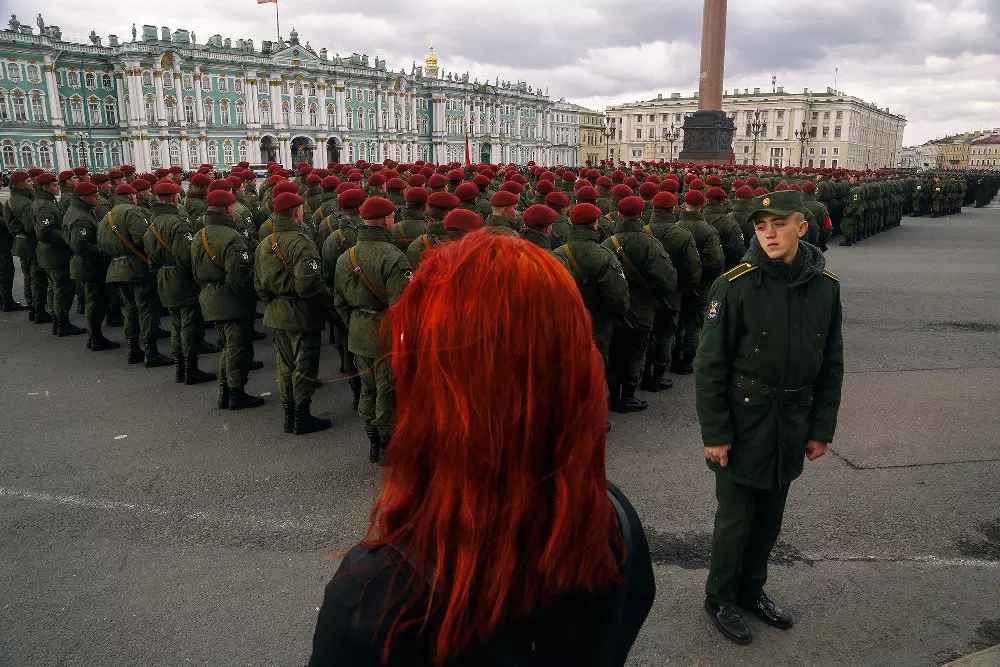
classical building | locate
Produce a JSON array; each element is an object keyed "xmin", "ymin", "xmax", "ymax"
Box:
[
  {"xmin": 549, "ymin": 98, "xmax": 581, "ymax": 168},
  {"xmin": 969, "ymin": 134, "xmax": 1000, "ymax": 171},
  {"xmin": 578, "ymin": 107, "xmax": 606, "ymax": 166},
  {"xmin": 606, "ymin": 86, "xmax": 906, "ymax": 169},
  {"xmin": 920, "ymin": 130, "xmax": 997, "ymax": 170},
  {"xmin": 0, "ymin": 14, "xmax": 559, "ymax": 172},
  {"xmin": 897, "ymin": 146, "xmax": 921, "ymax": 169}
]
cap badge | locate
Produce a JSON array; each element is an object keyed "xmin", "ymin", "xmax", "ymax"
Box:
[{"xmin": 761, "ymin": 197, "xmax": 771, "ymax": 207}]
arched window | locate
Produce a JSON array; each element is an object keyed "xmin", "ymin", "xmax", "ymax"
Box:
[
  {"xmin": 309, "ymin": 104, "xmax": 317, "ymax": 127},
  {"xmin": 309, "ymin": 83, "xmax": 316, "ymax": 96},
  {"xmin": 295, "ymin": 101, "xmax": 304, "ymax": 126},
  {"xmin": 105, "ymin": 98, "xmax": 117, "ymax": 125},
  {"xmin": 110, "ymin": 142, "xmax": 122, "ymax": 167},
  {"xmin": 0, "ymin": 91, "xmax": 8, "ymax": 122},
  {"xmin": 223, "ymin": 141, "xmax": 234, "ymax": 165},
  {"xmin": 93, "ymin": 142, "xmax": 106, "ymax": 168},
  {"xmin": 357, "ymin": 108, "xmax": 364, "ymax": 130},
  {"xmin": 1, "ymin": 142, "xmax": 16, "ymax": 168},
  {"xmin": 238, "ymin": 140, "xmax": 248, "ymax": 163},
  {"xmin": 282, "ymin": 101, "xmax": 290, "ymax": 124},
  {"xmin": 204, "ymin": 100, "xmax": 214, "ymax": 124},
  {"xmin": 183, "ymin": 98, "xmax": 195, "ymax": 124},
  {"xmin": 31, "ymin": 95, "xmax": 45, "ymax": 122},
  {"xmin": 220, "ymin": 101, "xmax": 230, "ymax": 126},
  {"xmin": 356, "ymin": 87, "xmax": 363, "ymax": 101},
  {"xmin": 207, "ymin": 141, "xmax": 218, "ymax": 164},
  {"xmin": 368, "ymin": 110, "xmax": 376, "ymax": 130},
  {"xmin": 12, "ymin": 93, "xmax": 27, "ymax": 122},
  {"xmin": 67, "ymin": 69, "xmax": 79, "ymax": 87},
  {"xmin": 235, "ymin": 100, "xmax": 245, "ymax": 125},
  {"xmin": 381, "ymin": 109, "xmax": 388, "ymax": 128},
  {"xmin": 293, "ymin": 81, "xmax": 303, "ymax": 96},
  {"xmin": 39, "ymin": 142, "xmax": 53, "ymax": 169},
  {"xmin": 327, "ymin": 104, "xmax": 335, "ymax": 130},
  {"xmin": 145, "ymin": 97, "xmax": 156, "ymax": 124},
  {"xmin": 141, "ymin": 70, "xmax": 153, "ymax": 88},
  {"xmin": 234, "ymin": 78, "xmax": 244, "ymax": 93},
  {"xmin": 102, "ymin": 73, "xmax": 113, "ymax": 89},
  {"xmin": 88, "ymin": 97, "xmax": 101, "ymax": 124},
  {"xmin": 19, "ymin": 143, "xmax": 34, "ymax": 168},
  {"xmin": 187, "ymin": 141, "xmax": 198, "ymax": 167},
  {"xmin": 76, "ymin": 141, "xmax": 90, "ymax": 167},
  {"xmin": 169, "ymin": 142, "xmax": 181, "ymax": 166},
  {"xmin": 84, "ymin": 71, "xmax": 96, "ymax": 88},
  {"xmin": 346, "ymin": 108, "xmax": 353, "ymax": 130},
  {"xmin": 149, "ymin": 140, "xmax": 161, "ymax": 169},
  {"xmin": 165, "ymin": 99, "xmax": 177, "ymax": 123},
  {"xmin": 260, "ymin": 100, "xmax": 271, "ymax": 125}
]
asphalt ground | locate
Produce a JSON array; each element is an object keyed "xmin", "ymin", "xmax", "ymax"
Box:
[{"xmin": 1, "ymin": 203, "xmax": 999, "ymax": 666}]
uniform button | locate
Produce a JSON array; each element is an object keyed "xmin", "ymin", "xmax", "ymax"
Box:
[
  {"xmin": 744, "ymin": 397, "xmax": 751, "ymax": 403},
  {"xmin": 754, "ymin": 348, "xmax": 760, "ymax": 353},
  {"xmin": 762, "ymin": 331, "xmax": 768, "ymax": 336}
]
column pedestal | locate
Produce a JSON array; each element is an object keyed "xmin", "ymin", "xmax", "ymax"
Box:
[{"xmin": 678, "ymin": 110, "xmax": 735, "ymax": 164}]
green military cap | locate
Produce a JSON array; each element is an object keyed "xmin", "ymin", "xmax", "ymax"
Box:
[{"xmin": 747, "ymin": 190, "xmax": 805, "ymax": 222}]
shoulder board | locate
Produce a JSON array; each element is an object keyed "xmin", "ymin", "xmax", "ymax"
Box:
[
  {"xmin": 823, "ymin": 269, "xmax": 840, "ymax": 282},
  {"xmin": 725, "ymin": 263, "xmax": 759, "ymax": 282}
]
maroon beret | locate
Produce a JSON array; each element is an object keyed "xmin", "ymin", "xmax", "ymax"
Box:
[
  {"xmin": 638, "ymin": 182, "xmax": 659, "ymax": 198},
  {"xmin": 617, "ymin": 196, "xmax": 645, "ymax": 217},
  {"xmin": 689, "ymin": 178, "xmax": 707, "ymax": 190},
  {"xmin": 561, "ymin": 171, "xmax": 577, "ymax": 182},
  {"xmin": 206, "ymin": 190, "xmax": 237, "ymax": 207},
  {"xmin": 321, "ymin": 176, "xmax": 342, "ymax": 190},
  {"xmin": 404, "ymin": 186, "xmax": 429, "ymax": 204},
  {"xmin": 489, "ymin": 190, "xmax": 519, "ymax": 207},
  {"xmin": 753, "ymin": 187, "xmax": 770, "ymax": 197},
  {"xmin": 732, "ymin": 179, "xmax": 747, "ymax": 188},
  {"xmin": 360, "ymin": 196, "xmax": 396, "ymax": 220},
  {"xmin": 335, "ymin": 182, "xmax": 358, "ymax": 194},
  {"xmin": 72, "ymin": 167, "xmax": 89, "ymax": 177},
  {"xmin": 735, "ymin": 186, "xmax": 756, "ymax": 200},
  {"xmin": 154, "ymin": 180, "xmax": 182, "ymax": 196},
  {"xmin": 706, "ymin": 175, "xmax": 724, "ymax": 186},
  {"xmin": 803, "ymin": 181, "xmax": 817, "ymax": 192},
  {"xmin": 273, "ymin": 192, "xmax": 305, "ymax": 213},
  {"xmin": 115, "ymin": 183, "xmax": 136, "ymax": 195},
  {"xmin": 652, "ymin": 192, "xmax": 678, "ymax": 209},
  {"xmin": 368, "ymin": 173, "xmax": 387, "ymax": 188},
  {"xmin": 611, "ymin": 170, "xmax": 627, "ymax": 182},
  {"xmin": 299, "ymin": 165, "xmax": 313, "ymax": 175},
  {"xmin": 443, "ymin": 208, "xmax": 484, "ymax": 232},
  {"xmin": 545, "ymin": 191, "xmax": 570, "ymax": 209},
  {"xmin": 427, "ymin": 191, "xmax": 461, "ymax": 210},
  {"xmin": 272, "ymin": 181, "xmax": 299, "ymax": 196},
  {"xmin": 623, "ymin": 176, "xmax": 640, "ymax": 188},
  {"xmin": 386, "ymin": 178, "xmax": 407, "ymax": 191},
  {"xmin": 338, "ymin": 189, "xmax": 368, "ymax": 210},
  {"xmin": 168, "ymin": 166, "xmax": 184, "ymax": 175},
  {"xmin": 306, "ymin": 173, "xmax": 322, "ymax": 185},
  {"xmin": 58, "ymin": 170, "xmax": 76, "ymax": 182},
  {"xmin": 10, "ymin": 171, "xmax": 29, "ymax": 184},
  {"xmin": 570, "ymin": 203, "xmax": 603, "ymax": 226},
  {"xmin": 90, "ymin": 173, "xmax": 110, "ymax": 185},
  {"xmin": 576, "ymin": 185, "xmax": 599, "ymax": 202},
  {"xmin": 660, "ymin": 179, "xmax": 680, "ymax": 192},
  {"xmin": 610, "ymin": 184, "xmax": 634, "ymax": 199},
  {"xmin": 190, "ymin": 173, "xmax": 212, "ymax": 188},
  {"xmin": 684, "ymin": 190, "xmax": 707, "ymax": 206},
  {"xmin": 473, "ymin": 174, "xmax": 491, "ymax": 187},
  {"xmin": 154, "ymin": 168, "xmax": 169, "ymax": 179},
  {"xmin": 706, "ymin": 187, "xmax": 728, "ymax": 200},
  {"xmin": 407, "ymin": 174, "xmax": 427, "ymax": 187},
  {"xmin": 446, "ymin": 169, "xmax": 465, "ymax": 182},
  {"xmin": 427, "ymin": 173, "xmax": 449, "ymax": 189},
  {"xmin": 535, "ymin": 180, "xmax": 556, "ymax": 195},
  {"xmin": 108, "ymin": 170, "xmax": 125, "ymax": 180},
  {"xmin": 596, "ymin": 176, "xmax": 614, "ymax": 188},
  {"xmin": 455, "ymin": 182, "xmax": 480, "ymax": 202},
  {"xmin": 35, "ymin": 172, "xmax": 57, "ymax": 185},
  {"xmin": 208, "ymin": 179, "xmax": 232, "ymax": 193},
  {"xmin": 121, "ymin": 165, "xmax": 136, "ymax": 174},
  {"xmin": 747, "ymin": 177, "xmax": 761, "ymax": 187},
  {"xmin": 75, "ymin": 182, "xmax": 99, "ymax": 197},
  {"xmin": 521, "ymin": 204, "xmax": 558, "ymax": 229}
]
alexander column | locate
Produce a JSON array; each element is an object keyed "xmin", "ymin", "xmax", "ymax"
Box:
[{"xmin": 678, "ymin": 0, "xmax": 736, "ymax": 163}]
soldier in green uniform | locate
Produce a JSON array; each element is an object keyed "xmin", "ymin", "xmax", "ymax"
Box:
[
  {"xmin": 602, "ymin": 196, "xmax": 677, "ymax": 413},
  {"xmin": 391, "ymin": 186, "xmax": 428, "ymax": 252},
  {"xmin": 64, "ymin": 182, "xmax": 118, "ymax": 350},
  {"xmin": 98, "ymin": 182, "xmax": 172, "ymax": 365},
  {"xmin": 0, "ymin": 171, "xmax": 28, "ymax": 312},
  {"xmin": 801, "ymin": 181, "xmax": 832, "ymax": 251},
  {"xmin": 143, "ymin": 180, "xmax": 216, "ymax": 385},
  {"xmin": 519, "ymin": 204, "xmax": 557, "ymax": 250},
  {"xmin": 6, "ymin": 171, "xmax": 46, "ymax": 320},
  {"xmin": 483, "ymin": 190, "xmax": 521, "ymax": 233},
  {"xmin": 57, "ymin": 170, "xmax": 80, "ymax": 210},
  {"xmin": 333, "ymin": 196, "xmax": 413, "ymax": 464},
  {"xmin": 675, "ymin": 189, "xmax": 725, "ymax": 374},
  {"xmin": 696, "ymin": 189, "xmax": 843, "ymax": 645},
  {"xmin": 405, "ymin": 191, "xmax": 459, "ymax": 269},
  {"xmin": 839, "ymin": 178, "xmax": 864, "ymax": 246},
  {"xmin": 545, "ymin": 191, "xmax": 572, "ymax": 248},
  {"xmin": 184, "ymin": 173, "xmax": 211, "ymax": 224},
  {"xmin": 33, "ymin": 173, "xmax": 86, "ymax": 336},
  {"xmin": 729, "ymin": 186, "xmax": 757, "ymax": 246},
  {"xmin": 704, "ymin": 188, "xmax": 746, "ymax": 270},
  {"xmin": 640, "ymin": 191, "xmax": 701, "ymax": 392},
  {"xmin": 255, "ymin": 191, "xmax": 333, "ymax": 435},
  {"xmin": 190, "ymin": 189, "xmax": 264, "ymax": 409},
  {"xmin": 553, "ymin": 202, "xmax": 630, "ymax": 393},
  {"xmin": 384, "ymin": 178, "xmax": 408, "ymax": 219}
]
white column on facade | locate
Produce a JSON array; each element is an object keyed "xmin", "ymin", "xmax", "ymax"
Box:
[
  {"xmin": 389, "ymin": 92, "xmax": 397, "ymax": 131},
  {"xmin": 194, "ymin": 67, "xmax": 205, "ymax": 124},
  {"xmin": 269, "ymin": 77, "xmax": 282, "ymax": 129},
  {"xmin": 158, "ymin": 135, "xmax": 169, "ymax": 166},
  {"xmin": 153, "ymin": 67, "xmax": 167, "ymax": 124},
  {"xmin": 279, "ymin": 137, "xmax": 291, "ymax": 166},
  {"xmin": 42, "ymin": 57, "xmax": 63, "ymax": 124},
  {"xmin": 318, "ymin": 79, "xmax": 328, "ymax": 129},
  {"xmin": 173, "ymin": 69, "xmax": 186, "ymax": 131},
  {"xmin": 516, "ymin": 106, "xmax": 522, "ymax": 139},
  {"xmin": 334, "ymin": 81, "xmax": 346, "ymax": 129},
  {"xmin": 180, "ymin": 136, "xmax": 190, "ymax": 170},
  {"xmin": 246, "ymin": 70, "xmax": 259, "ymax": 125},
  {"xmin": 315, "ymin": 140, "xmax": 327, "ymax": 168},
  {"xmin": 409, "ymin": 93, "xmax": 417, "ymax": 135},
  {"xmin": 198, "ymin": 136, "xmax": 207, "ymax": 165},
  {"xmin": 464, "ymin": 97, "xmax": 471, "ymax": 139}
]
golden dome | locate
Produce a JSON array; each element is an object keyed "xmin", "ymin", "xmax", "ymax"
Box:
[{"xmin": 425, "ymin": 43, "xmax": 438, "ymax": 68}]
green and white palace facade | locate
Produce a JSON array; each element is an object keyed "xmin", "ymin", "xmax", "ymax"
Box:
[{"xmin": 0, "ymin": 15, "xmax": 560, "ymax": 172}]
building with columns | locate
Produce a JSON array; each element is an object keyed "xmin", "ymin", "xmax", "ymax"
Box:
[
  {"xmin": 606, "ymin": 86, "xmax": 906, "ymax": 170},
  {"xmin": 578, "ymin": 107, "xmax": 607, "ymax": 167},
  {"xmin": 0, "ymin": 15, "xmax": 561, "ymax": 172},
  {"xmin": 549, "ymin": 99, "xmax": 582, "ymax": 168}
]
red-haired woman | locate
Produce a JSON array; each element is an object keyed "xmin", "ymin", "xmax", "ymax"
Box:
[{"xmin": 308, "ymin": 232, "xmax": 655, "ymax": 666}]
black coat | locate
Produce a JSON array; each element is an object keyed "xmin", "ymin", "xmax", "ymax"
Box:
[{"xmin": 308, "ymin": 483, "xmax": 655, "ymax": 667}]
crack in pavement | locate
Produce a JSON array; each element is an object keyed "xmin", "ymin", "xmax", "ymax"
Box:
[{"xmin": 826, "ymin": 447, "xmax": 1000, "ymax": 471}]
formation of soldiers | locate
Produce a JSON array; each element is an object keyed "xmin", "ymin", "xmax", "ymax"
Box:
[{"xmin": 1, "ymin": 158, "xmax": 997, "ymax": 463}]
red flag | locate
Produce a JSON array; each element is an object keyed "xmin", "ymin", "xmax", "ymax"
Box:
[{"xmin": 465, "ymin": 131, "xmax": 472, "ymax": 166}]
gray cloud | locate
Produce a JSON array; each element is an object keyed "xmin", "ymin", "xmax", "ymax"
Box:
[{"xmin": 14, "ymin": 0, "xmax": 1000, "ymax": 144}]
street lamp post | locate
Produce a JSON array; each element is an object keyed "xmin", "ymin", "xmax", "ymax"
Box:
[
  {"xmin": 602, "ymin": 119, "xmax": 615, "ymax": 166},
  {"xmin": 664, "ymin": 124, "xmax": 680, "ymax": 164},
  {"xmin": 794, "ymin": 121, "xmax": 809, "ymax": 167},
  {"xmin": 748, "ymin": 108, "xmax": 766, "ymax": 166}
]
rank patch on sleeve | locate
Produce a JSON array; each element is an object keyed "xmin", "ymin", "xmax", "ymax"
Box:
[{"xmin": 707, "ymin": 300, "xmax": 721, "ymax": 320}]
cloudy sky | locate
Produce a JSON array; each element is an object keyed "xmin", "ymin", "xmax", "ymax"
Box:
[{"xmin": 9, "ymin": 0, "xmax": 999, "ymax": 145}]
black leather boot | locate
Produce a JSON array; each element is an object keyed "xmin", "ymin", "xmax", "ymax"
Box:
[
  {"xmin": 615, "ymin": 384, "xmax": 648, "ymax": 412},
  {"xmin": 126, "ymin": 338, "xmax": 144, "ymax": 364},
  {"xmin": 293, "ymin": 401, "xmax": 332, "ymax": 435},
  {"xmin": 89, "ymin": 329, "xmax": 120, "ymax": 352},
  {"xmin": 34, "ymin": 308, "xmax": 52, "ymax": 324},
  {"xmin": 57, "ymin": 318, "xmax": 87, "ymax": 337},
  {"xmin": 651, "ymin": 365, "xmax": 673, "ymax": 391},
  {"xmin": 705, "ymin": 600, "xmax": 752, "ymax": 645},
  {"xmin": 366, "ymin": 425, "xmax": 380, "ymax": 463},
  {"xmin": 174, "ymin": 354, "xmax": 186, "ymax": 383},
  {"xmin": 51, "ymin": 319, "xmax": 59, "ymax": 335},
  {"xmin": 27, "ymin": 307, "xmax": 35, "ymax": 322},
  {"xmin": 218, "ymin": 384, "xmax": 230, "ymax": 409},
  {"xmin": 282, "ymin": 402, "xmax": 295, "ymax": 434},
  {"xmin": 184, "ymin": 354, "xmax": 217, "ymax": 385},
  {"xmin": 1, "ymin": 295, "xmax": 27, "ymax": 311},
  {"xmin": 228, "ymin": 386, "xmax": 265, "ymax": 410},
  {"xmin": 639, "ymin": 363, "xmax": 656, "ymax": 392},
  {"xmin": 738, "ymin": 592, "xmax": 793, "ymax": 629},
  {"xmin": 144, "ymin": 340, "xmax": 173, "ymax": 368},
  {"xmin": 348, "ymin": 376, "xmax": 361, "ymax": 412}
]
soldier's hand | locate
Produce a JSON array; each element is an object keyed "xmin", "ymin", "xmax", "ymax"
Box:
[
  {"xmin": 705, "ymin": 444, "xmax": 731, "ymax": 467},
  {"xmin": 806, "ymin": 440, "xmax": 828, "ymax": 461}
]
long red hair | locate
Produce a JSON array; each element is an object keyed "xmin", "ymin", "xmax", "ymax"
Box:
[{"xmin": 364, "ymin": 231, "xmax": 619, "ymax": 663}]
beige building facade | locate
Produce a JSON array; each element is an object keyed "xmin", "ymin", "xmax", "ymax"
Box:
[
  {"xmin": 969, "ymin": 134, "xmax": 1000, "ymax": 170},
  {"xmin": 606, "ymin": 86, "xmax": 905, "ymax": 170},
  {"xmin": 578, "ymin": 107, "xmax": 606, "ymax": 166}
]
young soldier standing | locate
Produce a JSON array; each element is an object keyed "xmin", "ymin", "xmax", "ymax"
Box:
[{"xmin": 695, "ymin": 190, "xmax": 844, "ymax": 646}]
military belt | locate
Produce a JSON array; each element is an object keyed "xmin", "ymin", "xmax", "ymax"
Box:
[
  {"xmin": 732, "ymin": 373, "xmax": 812, "ymax": 401},
  {"xmin": 356, "ymin": 307, "xmax": 382, "ymax": 316},
  {"xmin": 15, "ymin": 234, "xmax": 26, "ymax": 239},
  {"xmin": 112, "ymin": 255, "xmax": 132, "ymax": 261},
  {"xmin": 158, "ymin": 263, "xmax": 178, "ymax": 270}
]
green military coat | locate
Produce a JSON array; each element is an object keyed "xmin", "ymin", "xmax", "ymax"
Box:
[
  {"xmin": 704, "ymin": 203, "xmax": 747, "ymax": 271},
  {"xmin": 321, "ymin": 215, "xmax": 361, "ymax": 275},
  {"xmin": 144, "ymin": 201, "xmax": 200, "ymax": 308},
  {"xmin": 98, "ymin": 200, "xmax": 151, "ymax": 283},
  {"xmin": 404, "ymin": 220, "xmax": 447, "ymax": 268},
  {"xmin": 677, "ymin": 209, "xmax": 725, "ymax": 295},
  {"xmin": 6, "ymin": 187, "xmax": 36, "ymax": 259},
  {"xmin": 601, "ymin": 216, "xmax": 677, "ymax": 330},
  {"xmin": 694, "ymin": 240, "xmax": 844, "ymax": 489},
  {"xmin": 33, "ymin": 190, "xmax": 70, "ymax": 271},
  {"xmin": 553, "ymin": 226, "xmax": 630, "ymax": 354},
  {"xmin": 729, "ymin": 200, "xmax": 754, "ymax": 245},
  {"xmin": 644, "ymin": 210, "xmax": 702, "ymax": 310},
  {"xmin": 255, "ymin": 216, "xmax": 331, "ymax": 332},
  {"xmin": 183, "ymin": 191, "xmax": 208, "ymax": 226},
  {"xmin": 190, "ymin": 210, "xmax": 255, "ymax": 322},
  {"xmin": 333, "ymin": 226, "xmax": 412, "ymax": 358},
  {"xmin": 65, "ymin": 196, "xmax": 107, "ymax": 283},
  {"xmin": 392, "ymin": 210, "xmax": 427, "ymax": 251},
  {"xmin": 520, "ymin": 228, "xmax": 552, "ymax": 250}
]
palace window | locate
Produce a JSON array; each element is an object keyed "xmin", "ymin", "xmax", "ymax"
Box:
[
  {"xmin": 234, "ymin": 78, "xmax": 243, "ymax": 93},
  {"xmin": 182, "ymin": 73, "xmax": 194, "ymax": 90},
  {"xmin": 347, "ymin": 108, "xmax": 354, "ymax": 130},
  {"xmin": 327, "ymin": 104, "xmax": 335, "ymax": 130},
  {"xmin": 76, "ymin": 141, "xmax": 89, "ymax": 167},
  {"xmin": 84, "ymin": 71, "xmax": 96, "ymax": 88},
  {"xmin": 309, "ymin": 104, "xmax": 317, "ymax": 126},
  {"xmin": 39, "ymin": 143, "xmax": 53, "ymax": 169},
  {"xmin": 150, "ymin": 141, "xmax": 161, "ymax": 169},
  {"xmin": 220, "ymin": 102, "xmax": 231, "ymax": 126},
  {"xmin": 1, "ymin": 143, "xmax": 15, "ymax": 168},
  {"xmin": 309, "ymin": 83, "xmax": 316, "ymax": 96},
  {"xmin": 88, "ymin": 98, "xmax": 100, "ymax": 124},
  {"xmin": 187, "ymin": 141, "xmax": 198, "ymax": 166},
  {"xmin": 27, "ymin": 64, "xmax": 42, "ymax": 83},
  {"xmin": 282, "ymin": 101, "xmax": 290, "ymax": 124},
  {"xmin": 68, "ymin": 70, "xmax": 80, "ymax": 87},
  {"xmin": 31, "ymin": 96, "xmax": 45, "ymax": 122},
  {"xmin": 202, "ymin": 75, "xmax": 212, "ymax": 92},
  {"xmin": 163, "ymin": 73, "xmax": 173, "ymax": 89},
  {"xmin": 169, "ymin": 142, "xmax": 181, "ymax": 166},
  {"xmin": 235, "ymin": 101, "xmax": 245, "ymax": 125},
  {"xmin": 295, "ymin": 101, "xmax": 304, "ymax": 125},
  {"xmin": 834, "ymin": 125, "xmax": 842, "ymax": 138},
  {"xmin": 204, "ymin": 100, "xmax": 215, "ymax": 124},
  {"xmin": 207, "ymin": 141, "xmax": 218, "ymax": 163},
  {"xmin": 223, "ymin": 141, "xmax": 234, "ymax": 165},
  {"xmin": 8, "ymin": 63, "xmax": 23, "ymax": 83},
  {"xmin": 142, "ymin": 70, "xmax": 153, "ymax": 88},
  {"xmin": 145, "ymin": 99, "xmax": 156, "ymax": 124},
  {"xmin": 260, "ymin": 101, "xmax": 271, "ymax": 125},
  {"xmin": 93, "ymin": 142, "xmax": 106, "ymax": 168},
  {"xmin": 20, "ymin": 143, "xmax": 34, "ymax": 168},
  {"xmin": 218, "ymin": 77, "xmax": 228, "ymax": 93},
  {"xmin": 165, "ymin": 99, "xmax": 177, "ymax": 123},
  {"xmin": 184, "ymin": 99, "xmax": 195, "ymax": 123},
  {"xmin": 239, "ymin": 140, "xmax": 248, "ymax": 163},
  {"xmin": 70, "ymin": 98, "xmax": 84, "ymax": 124}
]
